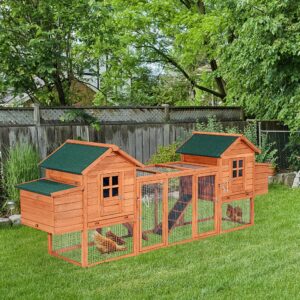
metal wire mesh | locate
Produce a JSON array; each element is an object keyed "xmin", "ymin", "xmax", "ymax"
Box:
[
  {"xmin": 222, "ymin": 199, "xmax": 251, "ymax": 231},
  {"xmin": 198, "ymin": 176, "xmax": 216, "ymax": 235},
  {"xmin": 146, "ymin": 166, "xmax": 178, "ymax": 173},
  {"xmin": 171, "ymin": 163, "xmax": 206, "ymax": 169},
  {"xmin": 136, "ymin": 170, "xmax": 155, "ymax": 177},
  {"xmin": 141, "ymin": 183, "xmax": 163, "ymax": 248},
  {"xmin": 168, "ymin": 176, "xmax": 193, "ymax": 244},
  {"xmin": 52, "ymin": 231, "xmax": 82, "ymax": 263},
  {"xmin": 88, "ymin": 223, "xmax": 134, "ymax": 265}
]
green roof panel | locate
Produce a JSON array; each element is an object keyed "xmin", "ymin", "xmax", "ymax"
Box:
[
  {"xmin": 17, "ymin": 179, "xmax": 76, "ymax": 196},
  {"xmin": 40, "ymin": 143, "xmax": 109, "ymax": 174},
  {"xmin": 176, "ymin": 134, "xmax": 238, "ymax": 158}
]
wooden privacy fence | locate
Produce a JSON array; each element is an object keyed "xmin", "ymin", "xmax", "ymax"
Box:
[{"xmin": 0, "ymin": 105, "xmax": 246, "ymax": 163}]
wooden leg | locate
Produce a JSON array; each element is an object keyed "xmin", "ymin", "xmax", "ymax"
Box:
[
  {"xmin": 47, "ymin": 233, "xmax": 52, "ymax": 255},
  {"xmin": 81, "ymin": 229, "xmax": 88, "ymax": 267}
]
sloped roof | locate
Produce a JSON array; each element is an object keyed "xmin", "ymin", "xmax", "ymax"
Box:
[
  {"xmin": 16, "ymin": 179, "xmax": 76, "ymax": 196},
  {"xmin": 176, "ymin": 133, "xmax": 238, "ymax": 158},
  {"xmin": 40, "ymin": 143, "xmax": 109, "ymax": 174}
]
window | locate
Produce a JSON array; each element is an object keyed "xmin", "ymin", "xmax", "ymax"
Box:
[
  {"xmin": 102, "ymin": 175, "xmax": 119, "ymax": 199},
  {"xmin": 232, "ymin": 159, "xmax": 243, "ymax": 178}
]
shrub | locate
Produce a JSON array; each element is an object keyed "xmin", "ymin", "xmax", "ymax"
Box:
[
  {"xmin": 285, "ymin": 133, "xmax": 300, "ymax": 171},
  {"xmin": 3, "ymin": 143, "xmax": 40, "ymax": 211},
  {"xmin": 147, "ymin": 143, "xmax": 181, "ymax": 164}
]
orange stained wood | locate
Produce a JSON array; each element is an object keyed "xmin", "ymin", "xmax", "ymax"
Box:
[
  {"xmin": 181, "ymin": 154, "xmax": 218, "ymax": 165},
  {"xmin": 18, "ymin": 136, "xmax": 272, "ymax": 267}
]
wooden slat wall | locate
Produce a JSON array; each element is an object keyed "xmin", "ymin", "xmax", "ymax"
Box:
[
  {"xmin": 20, "ymin": 190, "xmax": 54, "ymax": 232},
  {"xmin": 53, "ymin": 190, "xmax": 83, "ymax": 233},
  {"xmin": 254, "ymin": 163, "xmax": 272, "ymax": 195},
  {"xmin": 181, "ymin": 154, "xmax": 218, "ymax": 165},
  {"xmin": 86, "ymin": 152, "xmax": 136, "ymax": 222},
  {"xmin": 45, "ymin": 169, "xmax": 83, "ymax": 185}
]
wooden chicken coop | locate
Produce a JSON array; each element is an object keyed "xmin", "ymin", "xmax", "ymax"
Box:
[{"xmin": 17, "ymin": 132, "xmax": 273, "ymax": 267}]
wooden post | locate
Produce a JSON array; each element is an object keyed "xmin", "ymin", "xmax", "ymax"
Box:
[
  {"xmin": 81, "ymin": 182, "xmax": 88, "ymax": 267},
  {"xmin": 163, "ymin": 179, "xmax": 169, "ymax": 246},
  {"xmin": 250, "ymin": 197, "xmax": 255, "ymax": 225},
  {"xmin": 162, "ymin": 104, "xmax": 170, "ymax": 122},
  {"xmin": 33, "ymin": 103, "xmax": 41, "ymax": 126},
  {"xmin": 154, "ymin": 186, "xmax": 158, "ymax": 229},
  {"xmin": 216, "ymin": 160, "xmax": 222, "ymax": 233},
  {"xmin": 47, "ymin": 233, "xmax": 52, "ymax": 255},
  {"xmin": 192, "ymin": 175, "xmax": 198, "ymax": 238}
]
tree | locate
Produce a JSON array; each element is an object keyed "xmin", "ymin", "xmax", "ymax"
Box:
[
  {"xmin": 0, "ymin": 0, "xmax": 99, "ymax": 105},
  {"xmin": 214, "ymin": 0, "xmax": 300, "ymax": 131},
  {"xmin": 91, "ymin": 0, "xmax": 227, "ymax": 105}
]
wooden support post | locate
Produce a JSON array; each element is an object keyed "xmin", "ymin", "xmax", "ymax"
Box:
[
  {"xmin": 216, "ymin": 160, "xmax": 222, "ymax": 234},
  {"xmin": 154, "ymin": 186, "xmax": 158, "ymax": 229},
  {"xmin": 250, "ymin": 197, "xmax": 255, "ymax": 225},
  {"xmin": 192, "ymin": 175, "xmax": 198, "ymax": 238},
  {"xmin": 163, "ymin": 178, "xmax": 169, "ymax": 246},
  {"xmin": 47, "ymin": 233, "xmax": 52, "ymax": 255},
  {"xmin": 81, "ymin": 181, "xmax": 88, "ymax": 267},
  {"xmin": 81, "ymin": 229, "xmax": 88, "ymax": 267}
]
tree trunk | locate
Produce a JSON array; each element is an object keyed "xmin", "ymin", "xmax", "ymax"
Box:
[{"xmin": 54, "ymin": 74, "xmax": 66, "ymax": 106}]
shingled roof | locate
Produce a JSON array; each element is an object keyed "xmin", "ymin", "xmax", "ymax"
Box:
[
  {"xmin": 40, "ymin": 142, "xmax": 109, "ymax": 174},
  {"xmin": 17, "ymin": 179, "xmax": 76, "ymax": 196}
]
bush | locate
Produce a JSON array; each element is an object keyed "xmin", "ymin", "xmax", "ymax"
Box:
[
  {"xmin": 286, "ymin": 133, "xmax": 300, "ymax": 171},
  {"xmin": 147, "ymin": 143, "xmax": 181, "ymax": 164},
  {"xmin": 3, "ymin": 143, "xmax": 40, "ymax": 212}
]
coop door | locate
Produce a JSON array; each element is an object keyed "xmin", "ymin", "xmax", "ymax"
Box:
[
  {"xmin": 100, "ymin": 172, "xmax": 122, "ymax": 216},
  {"xmin": 197, "ymin": 175, "xmax": 217, "ymax": 235},
  {"xmin": 139, "ymin": 181, "xmax": 164, "ymax": 250},
  {"xmin": 230, "ymin": 158, "xmax": 245, "ymax": 194}
]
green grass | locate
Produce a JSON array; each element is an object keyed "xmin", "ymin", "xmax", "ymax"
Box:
[{"xmin": 1, "ymin": 185, "xmax": 300, "ymax": 299}]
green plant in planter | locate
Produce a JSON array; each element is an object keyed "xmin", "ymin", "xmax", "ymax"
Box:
[{"xmin": 3, "ymin": 143, "xmax": 40, "ymax": 211}]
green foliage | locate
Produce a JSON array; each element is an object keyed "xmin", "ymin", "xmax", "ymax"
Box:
[
  {"xmin": 147, "ymin": 143, "xmax": 181, "ymax": 164},
  {"xmin": 3, "ymin": 143, "xmax": 40, "ymax": 211},
  {"xmin": 60, "ymin": 110, "xmax": 101, "ymax": 131},
  {"xmin": 0, "ymin": 0, "xmax": 100, "ymax": 105},
  {"xmin": 285, "ymin": 133, "xmax": 300, "ymax": 171},
  {"xmin": 215, "ymin": 0, "xmax": 300, "ymax": 131}
]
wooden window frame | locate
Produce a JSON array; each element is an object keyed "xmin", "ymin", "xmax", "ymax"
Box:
[
  {"xmin": 231, "ymin": 158, "xmax": 244, "ymax": 180},
  {"xmin": 99, "ymin": 172, "xmax": 123, "ymax": 215}
]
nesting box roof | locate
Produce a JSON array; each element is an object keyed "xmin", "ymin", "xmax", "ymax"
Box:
[
  {"xmin": 40, "ymin": 142, "xmax": 109, "ymax": 174},
  {"xmin": 176, "ymin": 132, "xmax": 260, "ymax": 158},
  {"xmin": 17, "ymin": 179, "xmax": 76, "ymax": 196}
]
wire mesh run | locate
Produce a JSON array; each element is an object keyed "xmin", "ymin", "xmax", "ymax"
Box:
[
  {"xmin": 198, "ymin": 176, "xmax": 216, "ymax": 235},
  {"xmin": 222, "ymin": 199, "xmax": 251, "ymax": 231},
  {"xmin": 141, "ymin": 182, "xmax": 164, "ymax": 248},
  {"xmin": 168, "ymin": 176, "xmax": 193, "ymax": 244},
  {"xmin": 52, "ymin": 231, "xmax": 82, "ymax": 263},
  {"xmin": 88, "ymin": 223, "xmax": 134, "ymax": 265}
]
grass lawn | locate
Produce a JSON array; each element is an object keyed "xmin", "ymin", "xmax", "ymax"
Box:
[{"xmin": 1, "ymin": 185, "xmax": 300, "ymax": 299}]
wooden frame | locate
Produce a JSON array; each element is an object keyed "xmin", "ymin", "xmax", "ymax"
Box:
[{"xmin": 18, "ymin": 136, "xmax": 272, "ymax": 267}]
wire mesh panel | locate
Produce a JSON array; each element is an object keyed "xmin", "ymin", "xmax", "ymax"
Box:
[
  {"xmin": 88, "ymin": 223, "xmax": 134, "ymax": 265},
  {"xmin": 141, "ymin": 182, "xmax": 164, "ymax": 249},
  {"xmin": 197, "ymin": 176, "xmax": 216, "ymax": 235},
  {"xmin": 168, "ymin": 176, "xmax": 193, "ymax": 244},
  {"xmin": 222, "ymin": 199, "xmax": 251, "ymax": 231},
  {"xmin": 52, "ymin": 231, "xmax": 82, "ymax": 264}
]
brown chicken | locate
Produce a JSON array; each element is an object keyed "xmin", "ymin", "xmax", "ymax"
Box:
[
  {"xmin": 226, "ymin": 204, "xmax": 243, "ymax": 223},
  {"xmin": 105, "ymin": 230, "xmax": 126, "ymax": 245},
  {"xmin": 94, "ymin": 231, "xmax": 127, "ymax": 254}
]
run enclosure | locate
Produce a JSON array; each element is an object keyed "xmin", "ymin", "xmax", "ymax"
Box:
[{"xmin": 49, "ymin": 164, "xmax": 253, "ymax": 266}]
